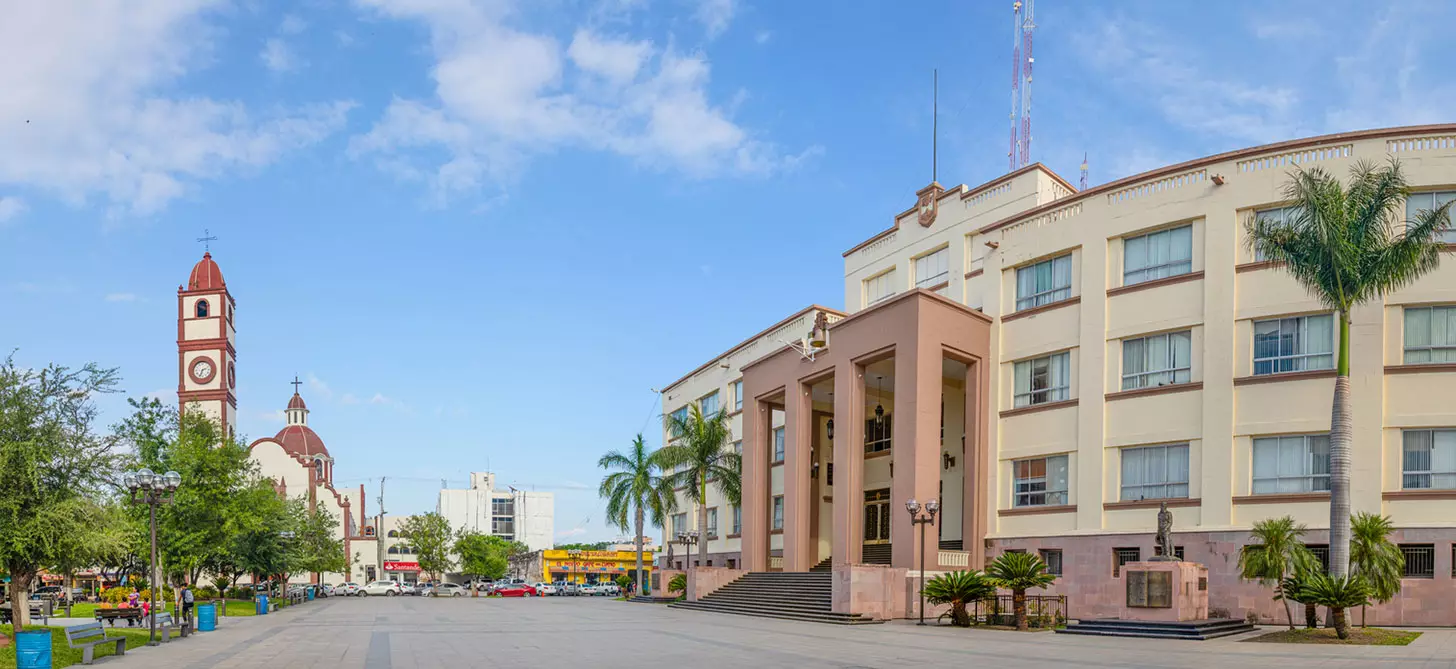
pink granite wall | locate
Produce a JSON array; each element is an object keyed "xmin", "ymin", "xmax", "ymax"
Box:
[
  {"xmin": 652, "ymin": 569, "xmax": 685, "ymax": 598},
  {"xmin": 992, "ymin": 528, "xmax": 1456, "ymax": 625},
  {"xmin": 1118, "ymin": 561, "xmax": 1208, "ymax": 622},
  {"xmin": 832, "ymin": 564, "xmax": 908, "ymax": 620},
  {"xmin": 687, "ymin": 567, "xmax": 747, "ymax": 602}
]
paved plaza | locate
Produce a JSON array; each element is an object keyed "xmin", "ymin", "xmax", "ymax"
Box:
[{"xmin": 95, "ymin": 597, "xmax": 1456, "ymax": 668}]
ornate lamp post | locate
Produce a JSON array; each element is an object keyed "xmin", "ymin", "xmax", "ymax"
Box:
[
  {"xmin": 905, "ymin": 498, "xmax": 939, "ymax": 626},
  {"xmin": 675, "ymin": 531, "xmax": 699, "ymax": 570},
  {"xmin": 124, "ymin": 468, "xmax": 180, "ymax": 646}
]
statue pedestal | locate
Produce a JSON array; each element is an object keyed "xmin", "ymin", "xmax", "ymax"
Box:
[{"xmin": 1119, "ymin": 561, "xmax": 1208, "ymax": 622}]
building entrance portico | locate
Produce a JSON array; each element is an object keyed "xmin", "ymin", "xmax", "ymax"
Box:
[{"xmin": 738, "ymin": 289, "xmax": 991, "ymax": 616}]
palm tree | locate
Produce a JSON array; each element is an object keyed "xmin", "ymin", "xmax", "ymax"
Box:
[
  {"xmin": 987, "ymin": 552, "xmax": 1057, "ymax": 631},
  {"xmin": 1247, "ymin": 159, "xmax": 1449, "ymax": 578},
  {"xmin": 1290, "ymin": 572, "xmax": 1371, "ymax": 640},
  {"xmin": 659, "ymin": 404, "xmax": 741, "ymax": 569},
  {"xmin": 921, "ymin": 570, "xmax": 997, "ymax": 627},
  {"xmin": 598, "ymin": 434, "xmax": 677, "ymax": 597},
  {"xmin": 1237, "ymin": 516, "xmax": 1317, "ymax": 629},
  {"xmin": 1349, "ymin": 512, "xmax": 1404, "ymax": 627}
]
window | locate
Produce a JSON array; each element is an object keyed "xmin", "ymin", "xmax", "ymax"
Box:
[
  {"xmin": 387, "ymin": 530, "xmax": 399, "ymax": 538},
  {"xmin": 1405, "ymin": 190, "xmax": 1456, "ymax": 243},
  {"xmin": 1252, "ymin": 434, "xmax": 1330, "ymax": 494},
  {"xmin": 1401, "ymin": 544, "xmax": 1435, "ymax": 579},
  {"xmin": 1403, "ymin": 306, "xmax": 1456, "ymax": 364},
  {"xmin": 195, "ymin": 299, "xmax": 209, "ymax": 318},
  {"xmin": 1123, "ymin": 225, "xmax": 1193, "ymax": 285},
  {"xmin": 864, "ymin": 415, "xmax": 892, "ymax": 453},
  {"xmin": 914, "ymin": 247, "xmax": 950, "ymax": 291},
  {"xmin": 1113, "ymin": 547, "xmax": 1141, "ymax": 577},
  {"xmin": 706, "ymin": 508, "xmax": 718, "ymax": 538},
  {"xmin": 733, "ymin": 380, "xmax": 744, "ymax": 411},
  {"xmin": 388, "ymin": 546, "xmax": 399, "ymax": 555},
  {"xmin": 773, "ymin": 427, "xmax": 785, "ymax": 462},
  {"xmin": 864, "ymin": 269, "xmax": 897, "ymax": 306},
  {"xmin": 727, "ymin": 559, "xmax": 736, "ymax": 569},
  {"xmin": 1170, "ymin": 546, "xmax": 1185, "ymax": 561},
  {"xmin": 491, "ymin": 517, "xmax": 514, "ymax": 536},
  {"xmin": 1253, "ymin": 314, "xmax": 1334, "ymax": 375},
  {"xmin": 669, "ymin": 405, "xmax": 688, "ymax": 428},
  {"xmin": 1402, "ymin": 429, "xmax": 1456, "ymax": 490},
  {"xmin": 492, "ymin": 497, "xmax": 514, "ymax": 517},
  {"xmin": 772, "ymin": 496, "xmax": 784, "ymax": 530},
  {"xmin": 1251, "ymin": 206, "xmax": 1303, "ymax": 260},
  {"xmin": 732, "ymin": 506, "xmax": 741, "ymax": 535},
  {"xmin": 1120, "ymin": 444, "xmax": 1190, "ymax": 501},
  {"xmin": 731, "ymin": 440, "xmax": 741, "ymax": 455},
  {"xmin": 1122, "ymin": 331, "xmax": 1192, "ymax": 390},
  {"xmin": 699, "ymin": 391, "xmax": 720, "ymax": 417},
  {"xmin": 1015, "ymin": 254, "xmax": 1072, "ymax": 311},
  {"xmin": 863, "ymin": 489, "xmax": 891, "ymax": 543},
  {"xmin": 1013, "ymin": 352, "xmax": 1071, "ymax": 407},
  {"xmin": 1305, "ymin": 544, "xmax": 1331, "ymax": 572},
  {"xmin": 1039, "ymin": 549, "xmax": 1063, "ymax": 576},
  {"xmin": 1013, "ymin": 455, "xmax": 1069, "ymax": 507},
  {"xmin": 671, "ymin": 512, "xmax": 688, "ymax": 536}
]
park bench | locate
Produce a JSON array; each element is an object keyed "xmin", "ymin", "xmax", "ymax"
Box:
[
  {"xmin": 0, "ymin": 599, "xmax": 53, "ymax": 625},
  {"xmin": 94, "ymin": 607, "xmax": 144, "ymax": 627},
  {"xmin": 152, "ymin": 612, "xmax": 192, "ymax": 642},
  {"xmin": 64, "ymin": 621, "xmax": 127, "ymax": 665}
]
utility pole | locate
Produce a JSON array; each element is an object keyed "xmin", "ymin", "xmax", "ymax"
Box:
[{"xmin": 376, "ymin": 477, "xmax": 386, "ymax": 582}]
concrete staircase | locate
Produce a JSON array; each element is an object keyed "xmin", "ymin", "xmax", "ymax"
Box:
[
  {"xmin": 809, "ymin": 558, "xmax": 832, "ymax": 573},
  {"xmin": 669, "ymin": 572, "xmax": 882, "ymax": 625},
  {"xmin": 1057, "ymin": 618, "xmax": 1256, "ymax": 640}
]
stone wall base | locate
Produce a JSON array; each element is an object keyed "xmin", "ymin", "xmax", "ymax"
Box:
[{"xmin": 687, "ymin": 567, "xmax": 748, "ymax": 602}]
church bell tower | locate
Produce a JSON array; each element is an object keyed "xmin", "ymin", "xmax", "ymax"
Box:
[{"xmin": 178, "ymin": 251, "xmax": 238, "ymax": 439}]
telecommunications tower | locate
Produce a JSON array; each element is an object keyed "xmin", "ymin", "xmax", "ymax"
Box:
[{"xmin": 1008, "ymin": 0, "xmax": 1036, "ymax": 171}]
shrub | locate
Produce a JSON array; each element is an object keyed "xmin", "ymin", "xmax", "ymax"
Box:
[
  {"xmin": 986, "ymin": 552, "xmax": 1057, "ymax": 631},
  {"xmin": 921, "ymin": 570, "xmax": 996, "ymax": 627},
  {"xmin": 668, "ymin": 573, "xmax": 687, "ymax": 599},
  {"xmin": 196, "ymin": 586, "xmax": 219, "ymax": 599},
  {"xmin": 225, "ymin": 587, "xmax": 252, "ymax": 600},
  {"xmin": 103, "ymin": 588, "xmax": 129, "ymax": 605}
]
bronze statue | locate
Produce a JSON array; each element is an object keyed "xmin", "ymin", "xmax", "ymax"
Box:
[{"xmin": 1153, "ymin": 500, "xmax": 1174, "ymax": 561}]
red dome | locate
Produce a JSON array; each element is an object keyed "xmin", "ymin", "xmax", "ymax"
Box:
[
  {"xmin": 274, "ymin": 424, "xmax": 329, "ymax": 458},
  {"xmin": 187, "ymin": 252, "xmax": 225, "ymax": 291},
  {"xmin": 287, "ymin": 393, "xmax": 307, "ymax": 410}
]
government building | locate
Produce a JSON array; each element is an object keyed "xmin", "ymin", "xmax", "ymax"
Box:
[{"xmin": 659, "ymin": 125, "xmax": 1456, "ymax": 624}]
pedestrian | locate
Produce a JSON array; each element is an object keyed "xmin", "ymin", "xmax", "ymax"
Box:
[{"xmin": 181, "ymin": 584, "xmax": 195, "ymax": 623}]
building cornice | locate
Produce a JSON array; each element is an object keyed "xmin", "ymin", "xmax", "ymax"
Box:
[{"xmin": 661, "ymin": 304, "xmax": 846, "ymax": 395}]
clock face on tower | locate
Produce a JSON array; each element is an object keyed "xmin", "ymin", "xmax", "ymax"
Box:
[{"xmin": 189, "ymin": 357, "xmax": 217, "ymax": 384}]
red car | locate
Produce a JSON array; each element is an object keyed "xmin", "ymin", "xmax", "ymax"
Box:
[{"xmin": 495, "ymin": 584, "xmax": 537, "ymax": 597}]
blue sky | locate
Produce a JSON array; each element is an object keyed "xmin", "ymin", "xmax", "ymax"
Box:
[{"xmin": 3, "ymin": 0, "xmax": 1454, "ymax": 542}]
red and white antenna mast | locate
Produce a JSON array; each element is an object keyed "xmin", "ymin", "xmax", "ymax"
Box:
[
  {"xmin": 1018, "ymin": 0, "xmax": 1035, "ymax": 169},
  {"xmin": 1008, "ymin": 1, "xmax": 1022, "ymax": 172},
  {"xmin": 1080, "ymin": 153, "xmax": 1088, "ymax": 190}
]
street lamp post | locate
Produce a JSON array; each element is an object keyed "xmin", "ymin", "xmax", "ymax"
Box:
[
  {"xmin": 124, "ymin": 468, "xmax": 181, "ymax": 646},
  {"xmin": 676, "ymin": 531, "xmax": 698, "ymax": 570},
  {"xmin": 905, "ymin": 498, "xmax": 939, "ymax": 626}
]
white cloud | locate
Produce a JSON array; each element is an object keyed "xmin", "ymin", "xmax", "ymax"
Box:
[
  {"xmin": 368, "ymin": 393, "xmax": 392, "ymax": 405},
  {"xmin": 0, "ymin": 2, "xmax": 350, "ymax": 216},
  {"xmin": 306, "ymin": 372, "xmax": 333, "ymax": 400},
  {"xmin": 279, "ymin": 14, "xmax": 307, "ymax": 35},
  {"xmin": 105, "ymin": 292, "xmax": 137, "ymax": 302},
  {"xmin": 0, "ymin": 196, "xmax": 25, "ymax": 224},
  {"xmin": 258, "ymin": 409, "xmax": 286, "ymax": 425},
  {"xmin": 754, "ymin": 30, "xmax": 771, "ymax": 45},
  {"xmin": 336, "ymin": 30, "xmax": 356, "ymax": 46},
  {"xmin": 260, "ymin": 38, "xmax": 301, "ymax": 72},
  {"xmin": 696, "ymin": 0, "xmax": 735, "ymax": 39},
  {"xmin": 348, "ymin": 0, "xmax": 811, "ymax": 204}
]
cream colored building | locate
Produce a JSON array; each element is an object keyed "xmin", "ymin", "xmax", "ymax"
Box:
[{"xmin": 663, "ymin": 124, "xmax": 1456, "ymax": 624}]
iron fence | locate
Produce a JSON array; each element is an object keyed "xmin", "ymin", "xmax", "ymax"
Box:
[{"xmin": 968, "ymin": 594, "xmax": 1067, "ymax": 628}]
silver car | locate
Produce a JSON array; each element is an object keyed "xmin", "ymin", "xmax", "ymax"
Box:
[{"xmin": 432, "ymin": 583, "xmax": 466, "ymax": 597}]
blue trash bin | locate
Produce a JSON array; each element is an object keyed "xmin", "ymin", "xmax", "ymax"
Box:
[
  {"xmin": 15, "ymin": 629, "xmax": 52, "ymax": 669},
  {"xmin": 306, "ymin": 586, "xmax": 315, "ymax": 601},
  {"xmin": 196, "ymin": 603, "xmax": 217, "ymax": 632},
  {"xmin": 256, "ymin": 594, "xmax": 269, "ymax": 615}
]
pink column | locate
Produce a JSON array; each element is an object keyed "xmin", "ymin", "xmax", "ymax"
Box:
[
  {"xmin": 962, "ymin": 357, "xmax": 989, "ymax": 570},
  {"xmin": 891, "ymin": 342, "xmax": 943, "ymax": 570},
  {"xmin": 782, "ymin": 381, "xmax": 814, "ymax": 572},
  {"xmin": 740, "ymin": 397, "xmax": 771, "ymax": 571},
  {"xmin": 832, "ymin": 363, "xmax": 865, "ymax": 566}
]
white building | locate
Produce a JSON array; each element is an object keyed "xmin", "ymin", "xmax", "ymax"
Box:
[{"xmin": 438, "ymin": 472, "xmax": 554, "ymax": 552}]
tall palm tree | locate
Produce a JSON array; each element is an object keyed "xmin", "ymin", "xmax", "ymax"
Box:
[
  {"xmin": 1247, "ymin": 159, "xmax": 1449, "ymax": 578},
  {"xmin": 1349, "ymin": 512, "xmax": 1404, "ymax": 627},
  {"xmin": 598, "ymin": 434, "xmax": 677, "ymax": 596},
  {"xmin": 986, "ymin": 552, "xmax": 1056, "ymax": 631},
  {"xmin": 659, "ymin": 404, "xmax": 741, "ymax": 569},
  {"xmin": 1237, "ymin": 516, "xmax": 1316, "ymax": 629}
]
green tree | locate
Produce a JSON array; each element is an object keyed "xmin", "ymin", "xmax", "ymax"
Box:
[
  {"xmin": 455, "ymin": 531, "xmax": 508, "ymax": 595},
  {"xmin": 1247, "ymin": 160, "xmax": 1449, "ymax": 577},
  {"xmin": 659, "ymin": 405, "xmax": 740, "ymax": 568},
  {"xmin": 667, "ymin": 572, "xmax": 686, "ymax": 600},
  {"xmin": 0, "ymin": 356, "xmax": 120, "ymax": 636},
  {"xmin": 1237, "ymin": 516, "xmax": 1317, "ymax": 630},
  {"xmin": 1349, "ymin": 512, "xmax": 1403, "ymax": 627},
  {"xmin": 598, "ymin": 434, "xmax": 676, "ymax": 594},
  {"xmin": 1290, "ymin": 572, "xmax": 1370, "ymax": 639},
  {"xmin": 289, "ymin": 503, "xmax": 346, "ymax": 581},
  {"xmin": 399, "ymin": 512, "xmax": 454, "ymax": 581},
  {"xmin": 49, "ymin": 502, "xmax": 129, "ymax": 615},
  {"xmin": 986, "ymin": 552, "xmax": 1056, "ymax": 631},
  {"xmin": 921, "ymin": 570, "xmax": 997, "ymax": 627},
  {"xmin": 228, "ymin": 482, "xmax": 295, "ymax": 587},
  {"xmin": 553, "ymin": 542, "xmax": 613, "ymax": 551}
]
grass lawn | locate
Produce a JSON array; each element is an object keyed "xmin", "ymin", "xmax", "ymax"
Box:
[
  {"xmin": 58, "ymin": 599, "xmax": 254, "ymax": 620},
  {"xmin": 1245, "ymin": 628, "xmax": 1422, "ymax": 646},
  {"xmin": 0, "ymin": 624, "xmax": 152, "ymax": 669}
]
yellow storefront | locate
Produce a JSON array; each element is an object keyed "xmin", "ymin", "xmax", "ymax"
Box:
[{"xmin": 543, "ymin": 550, "xmax": 654, "ymax": 584}]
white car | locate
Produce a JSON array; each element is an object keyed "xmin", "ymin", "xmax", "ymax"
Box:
[
  {"xmin": 361, "ymin": 581, "xmax": 403, "ymax": 596},
  {"xmin": 532, "ymin": 583, "xmax": 558, "ymax": 596},
  {"xmin": 432, "ymin": 583, "xmax": 466, "ymax": 597},
  {"xmin": 336, "ymin": 582, "xmax": 362, "ymax": 596},
  {"xmin": 579, "ymin": 583, "xmax": 602, "ymax": 596}
]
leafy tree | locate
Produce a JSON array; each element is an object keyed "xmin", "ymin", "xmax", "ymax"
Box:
[
  {"xmin": 0, "ymin": 356, "xmax": 120, "ymax": 637},
  {"xmin": 1290, "ymin": 572, "xmax": 1371, "ymax": 639},
  {"xmin": 49, "ymin": 502, "xmax": 129, "ymax": 615},
  {"xmin": 921, "ymin": 570, "xmax": 997, "ymax": 627},
  {"xmin": 1247, "ymin": 159, "xmax": 1448, "ymax": 577},
  {"xmin": 399, "ymin": 512, "xmax": 454, "ymax": 581},
  {"xmin": 553, "ymin": 542, "xmax": 613, "ymax": 551},
  {"xmin": 455, "ymin": 531, "xmax": 508, "ymax": 595},
  {"xmin": 228, "ymin": 482, "xmax": 295, "ymax": 587},
  {"xmin": 659, "ymin": 405, "xmax": 740, "ymax": 568},
  {"xmin": 289, "ymin": 503, "xmax": 346, "ymax": 581},
  {"xmin": 1349, "ymin": 512, "xmax": 1403, "ymax": 627},
  {"xmin": 598, "ymin": 434, "xmax": 676, "ymax": 594},
  {"xmin": 667, "ymin": 572, "xmax": 686, "ymax": 600},
  {"xmin": 986, "ymin": 552, "xmax": 1056, "ymax": 631},
  {"xmin": 1237, "ymin": 516, "xmax": 1317, "ymax": 629}
]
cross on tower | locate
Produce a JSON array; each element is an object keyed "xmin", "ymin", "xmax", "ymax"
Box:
[
  {"xmin": 292, "ymin": 375, "xmax": 303, "ymax": 394},
  {"xmin": 196, "ymin": 229, "xmax": 218, "ymax": 253}
]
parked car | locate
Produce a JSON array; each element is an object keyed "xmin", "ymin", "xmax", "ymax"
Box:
[
  {"xmin": 31, "ymin": 586, "xmax": 80, "ymax": 603},
  {"xmin": 532, "ymin": 582, "xmax": 558, "ymax": 596},
  {"xmin": 361, "ymin": 581, "xmax": 403, "ymax": 597},
  {"xmin": 495, "ymin": 583, "xmax": 537, "ymax": 597},
  {"xmin": 432, "ymin": 583, "xmax": 466, "ymax": 598},
  {"xmin": 335, "ymin": 582, "xmax": 362, "ymax": 596},
  {"xmin": 598, "ymin": 583, "xmax": 621, "ymax": 597},
  {"xmin": 398, "ymin": 583, "xmax": 418, "ymax": 596},
  {"xmin": 579, "ymin": 583, "xmax": 602, "ymax": 596},
  {"xmin": 562, "ymin": 582, "xmax": 581, "ymax": 596},
  {"xmin": 318, "ymin": 584, "xmax": 335, "ymax": 598}
]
